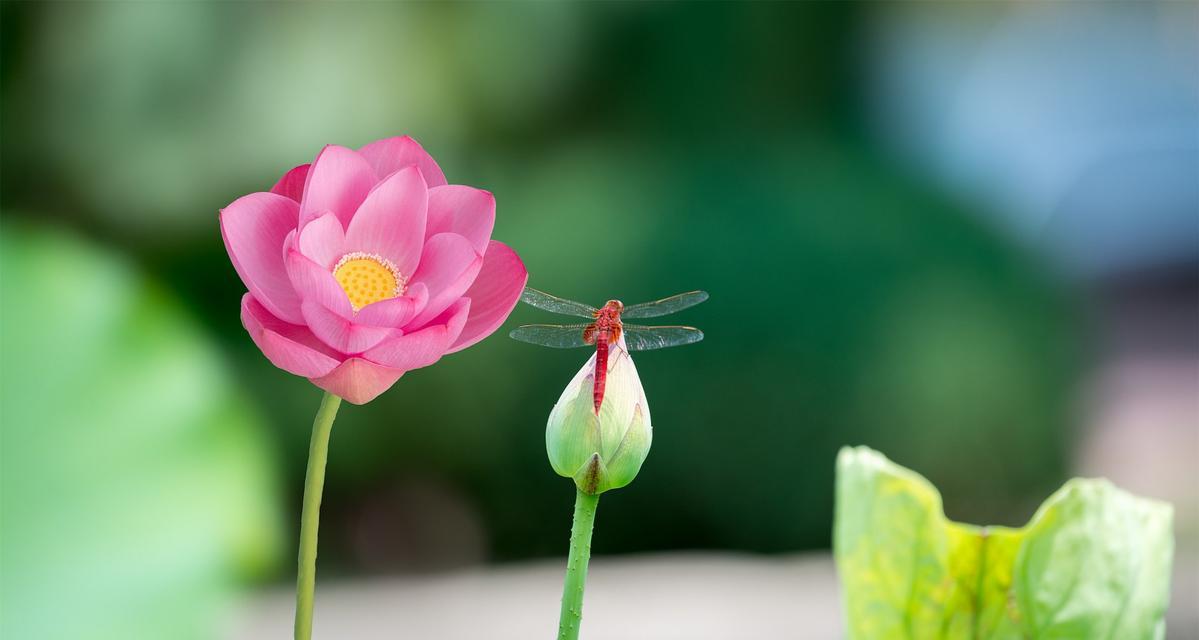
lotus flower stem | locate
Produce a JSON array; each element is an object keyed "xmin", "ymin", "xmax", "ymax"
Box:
[
  {"xmin": 558, "ymin": 488, "xmax": 600, "ymax": 640},
  {"xmin": 294, "ymin": 392, "xmax": 342, "ymax": 640}
]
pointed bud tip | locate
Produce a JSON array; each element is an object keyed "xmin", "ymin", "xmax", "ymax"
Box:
[{"xmin": 575, "ymin": 453, "xmax": 604, "ymax": 495}]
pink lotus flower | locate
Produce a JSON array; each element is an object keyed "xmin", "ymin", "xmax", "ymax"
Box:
[{"xmin": 220, "ymin": 136, "xmax": 528, "ymax": 404}]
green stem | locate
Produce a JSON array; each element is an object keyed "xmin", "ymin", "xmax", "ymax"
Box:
[
  {"xmin": 294, "ymin": 392, "xmax": 342, "ymax": 640},
  {"xmin": 558, "ymin": 488, "xmax": 600, "ymax": 640}
]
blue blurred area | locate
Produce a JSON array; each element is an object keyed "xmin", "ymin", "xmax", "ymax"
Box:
[
  {"xmin": 1, "ymin": 1, "xmax": 1195, "ymax": 636},
  {"xmin": 867, "ymin": 1, "xmax": 1199, "ymax": 278}
]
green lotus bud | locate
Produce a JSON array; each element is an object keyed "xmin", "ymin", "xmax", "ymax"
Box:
[{"xmin": 546, "ymin": 339, "xmax": 652, "ymax": 495}]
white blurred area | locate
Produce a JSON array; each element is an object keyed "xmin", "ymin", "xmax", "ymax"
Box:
[
  {"xmin": 229, "ymin": 549, "xmax": 1197, "ymax": 638},
  {"xmin": 229, "ymin": 553, "xmax": 841, "ymax": 639}
]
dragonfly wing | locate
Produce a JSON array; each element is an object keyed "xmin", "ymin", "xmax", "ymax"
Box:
[
  {"xmin": 620, "ymin": 290, "xmax": 709, "ymax": 319},
  {"xmin": 520, "ymin": 287, "xmax": 597, "ymax": 318},
  {"xmin": 622, "ymin": 324, "xmax": 704, "ymax": 351},
  {"xmin": 510, "ymin": 324, "xmax": 593, "ymax": 349}
]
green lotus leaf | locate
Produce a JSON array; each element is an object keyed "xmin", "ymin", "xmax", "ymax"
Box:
[
  {"xmin": 0, "ymin": 222, "xmax": 282, "ymax": 639},
  {"xmin": 835, "ymin": 446, "xmax": 1173, "ymax": 639}
]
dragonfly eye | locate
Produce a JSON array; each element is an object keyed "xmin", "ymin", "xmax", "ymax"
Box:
[{"xmin": 606, "ymin": 300, "xmax": 624, "ymax": 312}]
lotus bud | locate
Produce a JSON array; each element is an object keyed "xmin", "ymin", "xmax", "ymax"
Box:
[{"xmin": 546, "ymin": 338, "xmax": 652, "ymax": 495}]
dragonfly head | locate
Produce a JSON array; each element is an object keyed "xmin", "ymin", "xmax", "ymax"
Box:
[{"xmin": 604, "ymin": 299, "xmax": 624, "ymax": 314}]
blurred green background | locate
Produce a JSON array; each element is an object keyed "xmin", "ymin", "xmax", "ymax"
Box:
[{"xmin": 2, "ymin": 1, "xmax": 1195, "ymax": 638}]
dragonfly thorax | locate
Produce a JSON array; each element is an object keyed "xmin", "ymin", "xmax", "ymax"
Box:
[
  {"xmin": 595, "ymin": 300, "xmax": 624, "ymax": 327},
  {"xmin": 600, "ymin": 300, "xmax": 624, "ymax": 314}
]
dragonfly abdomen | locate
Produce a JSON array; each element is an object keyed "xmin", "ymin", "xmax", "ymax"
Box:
[{"xmin": 593, "ymin": 337, "xmax": 608, "ymax": 414}]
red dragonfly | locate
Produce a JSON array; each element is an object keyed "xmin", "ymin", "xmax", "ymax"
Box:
[{"xmin": 511, "ymin": 288, "xmax": 708, "ymax": 413}]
